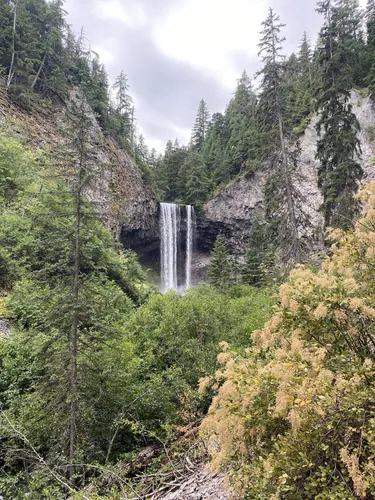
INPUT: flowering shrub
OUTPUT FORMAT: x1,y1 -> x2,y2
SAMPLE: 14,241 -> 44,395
201,182 -> 375,499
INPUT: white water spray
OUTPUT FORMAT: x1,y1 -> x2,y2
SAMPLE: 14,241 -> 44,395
160,203 -> 180,293
160,203 -> 196,293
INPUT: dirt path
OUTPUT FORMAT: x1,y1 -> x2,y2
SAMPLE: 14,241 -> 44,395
158,469 -> 232,500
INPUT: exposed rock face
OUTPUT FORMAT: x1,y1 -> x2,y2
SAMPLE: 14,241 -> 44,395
200,171 -> 266,253
0,319 -> 12,339
0,86 -> 158,249
202,91 -> 375,254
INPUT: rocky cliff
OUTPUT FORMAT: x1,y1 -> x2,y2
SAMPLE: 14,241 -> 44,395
201,90 -> 375,254
0,87 -> 158,248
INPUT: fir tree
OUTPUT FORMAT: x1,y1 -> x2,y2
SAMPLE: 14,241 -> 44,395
208,234 -> 232,290
258,8 -> 305,263
204,112 -> 229,184
224,71 -> 259,177
112,70 -> 133,146
55,89 -> 101,474
242,218 -> 275,286
191,99 -> 210,152
182,150 -> 211,208
315,0 -> 363,229
282,35 -> 315,134
366,0 -> 375,97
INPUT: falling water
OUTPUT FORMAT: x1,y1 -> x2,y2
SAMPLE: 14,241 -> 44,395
160,203 -> 196,293
160,203 -> 180,292
185,205 -> 195,290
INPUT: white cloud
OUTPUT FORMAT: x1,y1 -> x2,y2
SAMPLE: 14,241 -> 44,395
153,0 -> 267,88
91,44 -> 116,66
93,0 -> 147,27
145,137 -> 167,153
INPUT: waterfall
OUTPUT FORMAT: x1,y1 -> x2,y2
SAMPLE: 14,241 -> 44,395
185,205 -> 195,290
160,203 -> 196,293
160,203 -> 180,293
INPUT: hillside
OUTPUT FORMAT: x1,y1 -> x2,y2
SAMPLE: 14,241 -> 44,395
4,0 -> 375,498
0,84 -> 158,244
202,90 -> 375,254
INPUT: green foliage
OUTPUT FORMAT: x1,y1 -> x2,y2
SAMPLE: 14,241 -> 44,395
180,150 -> 211,209
208,234 -> 232,290
202,182 -> 375,499
123,284 -> 275,432
258,8 -> 307,264
242,218 -> 276,286
0,133 -> 36,202
0,128 -> 276,496
191,99 -> 210,153
0,130 -> 154,491
315,0 -> 364,229
223,72 -> 260,178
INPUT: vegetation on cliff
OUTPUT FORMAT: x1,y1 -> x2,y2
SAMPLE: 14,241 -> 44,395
154,0 -> 372,264
2,0 -> 375,498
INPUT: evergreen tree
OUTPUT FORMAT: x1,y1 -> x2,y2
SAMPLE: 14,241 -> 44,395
315,0 -> 363,228
51,90 -> 105,472
208,234 -> 232,289
191,99 -> 210,152
224,71 -> 259,177
242,218 -> 275,286
111,70 -> 133,146
258,8 -> 305,263
155,140 -> 188,202
30,0 -> 67,96
203,112 -> 229,184
366,0 -> 375,97
181,150 -> 211,208
282,35 -> 315,134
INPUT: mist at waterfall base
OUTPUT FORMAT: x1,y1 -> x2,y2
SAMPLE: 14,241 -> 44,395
160,203 -> 196,294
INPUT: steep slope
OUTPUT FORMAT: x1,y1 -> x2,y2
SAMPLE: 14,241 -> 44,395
0,86 -> 158,246
202,91 -> 375,253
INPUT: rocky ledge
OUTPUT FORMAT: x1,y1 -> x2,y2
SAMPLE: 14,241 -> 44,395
201,90 -> 375,254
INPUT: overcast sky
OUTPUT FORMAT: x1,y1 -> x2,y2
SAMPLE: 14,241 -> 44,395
64,0 -> 367,152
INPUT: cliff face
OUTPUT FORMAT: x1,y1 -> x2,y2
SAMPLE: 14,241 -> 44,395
3,87 -> 375,264
202,91 -> 375,253
0,87 -> 159,248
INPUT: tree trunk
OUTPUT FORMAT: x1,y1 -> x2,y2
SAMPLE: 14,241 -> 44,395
277,96 -> 301,262
6,0 -> 17,92
31,51 -> 47,90
69,184 -> 81,478
69,129 -> 84,477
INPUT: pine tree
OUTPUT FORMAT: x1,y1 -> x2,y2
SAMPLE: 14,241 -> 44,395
366,0 -> 375,97
208,234 -> 232,290
56,90 -> 101,474
203,112 -> 229,184
224,71 -> 259,177
242,218 -> 275,286
155,140 -> 188,202
315,0 -> 363,229
191,99 -> 210,152
112,70 -> 133,147
282,34 -> 315,134
258,8 -> 305,263
181,150 -> 211,208
84,53 -> 110,128
30,0 -> 66,96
